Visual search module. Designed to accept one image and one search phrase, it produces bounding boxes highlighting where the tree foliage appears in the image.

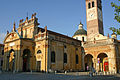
[109,27,120,35]
[110,0,120,35]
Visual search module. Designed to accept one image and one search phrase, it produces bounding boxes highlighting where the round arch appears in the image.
[97,53,108,58]
[97,53,109,72]
[22,49,31,72]
[8,49,15,71]
[84,54,93,71]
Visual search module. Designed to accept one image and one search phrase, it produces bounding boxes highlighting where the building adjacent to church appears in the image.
[73,0,120,73]
[2,0,120,73]
[0,44,4,70]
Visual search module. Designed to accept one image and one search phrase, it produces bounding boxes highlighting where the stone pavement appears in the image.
[0,72,120,80]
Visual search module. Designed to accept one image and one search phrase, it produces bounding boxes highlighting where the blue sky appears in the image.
[0,0,119,44]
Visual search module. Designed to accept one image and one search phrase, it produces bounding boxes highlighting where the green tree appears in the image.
[110,0,120,35]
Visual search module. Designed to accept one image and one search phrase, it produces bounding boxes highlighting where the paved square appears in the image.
[0,72,120,80]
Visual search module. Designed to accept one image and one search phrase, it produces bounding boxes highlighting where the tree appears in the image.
[110,0,120,35]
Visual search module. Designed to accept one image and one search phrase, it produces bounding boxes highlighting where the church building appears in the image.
[2,14,82,72]
[2,0,120,73]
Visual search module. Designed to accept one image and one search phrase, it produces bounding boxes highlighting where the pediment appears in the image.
[4,32,20,43]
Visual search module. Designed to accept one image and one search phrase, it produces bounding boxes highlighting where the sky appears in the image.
[0,0,119,44]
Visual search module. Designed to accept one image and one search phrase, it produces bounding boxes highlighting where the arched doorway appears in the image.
[8,49,15,71]
[23,49,30,72]
[84,54,93,71]
[97,53,109,72]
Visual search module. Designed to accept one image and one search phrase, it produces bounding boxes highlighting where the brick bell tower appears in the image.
[86,0,104,41]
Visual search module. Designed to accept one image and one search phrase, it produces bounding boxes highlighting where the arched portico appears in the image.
[22,49,31,72]
[97,53,109,72]
[84,54,93,71]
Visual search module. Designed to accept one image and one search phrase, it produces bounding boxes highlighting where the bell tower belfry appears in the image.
[86,0,104,41]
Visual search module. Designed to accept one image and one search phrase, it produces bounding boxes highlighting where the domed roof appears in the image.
[73,22,87,36]
[74,29,87,36]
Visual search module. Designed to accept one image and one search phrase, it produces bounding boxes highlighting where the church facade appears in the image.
[2,14,82,72]
[2,0,120,73]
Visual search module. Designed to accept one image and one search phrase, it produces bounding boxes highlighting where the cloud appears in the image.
[0,33,6,44]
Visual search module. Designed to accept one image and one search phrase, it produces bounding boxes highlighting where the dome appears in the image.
[74,29,87,36]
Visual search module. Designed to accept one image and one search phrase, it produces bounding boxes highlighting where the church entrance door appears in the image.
[23,49,30,72]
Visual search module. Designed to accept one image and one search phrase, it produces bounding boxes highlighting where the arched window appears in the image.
[64,53,67,63]
[51,51,55,63]
[92,1,95,7]
[37,50,42,54]
[76,55,79,64]
[88,3,91,9]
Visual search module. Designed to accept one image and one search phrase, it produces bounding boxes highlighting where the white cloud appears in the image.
[0,33,6,44]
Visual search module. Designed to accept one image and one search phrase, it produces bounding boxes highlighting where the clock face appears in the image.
[87,7,97,21]
[89,12,94,18]
[98,8,103,21]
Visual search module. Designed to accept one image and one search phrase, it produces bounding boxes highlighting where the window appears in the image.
[82,37,84,42]
[76,55,79,64]
[92,1,94,7]
[64,53,67,63]
[37,50,42,54]
[2,50,4,55]
[51,51,55,63]
[88,3,91,9]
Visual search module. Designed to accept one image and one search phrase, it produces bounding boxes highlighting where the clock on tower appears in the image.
[86,0,104,41]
